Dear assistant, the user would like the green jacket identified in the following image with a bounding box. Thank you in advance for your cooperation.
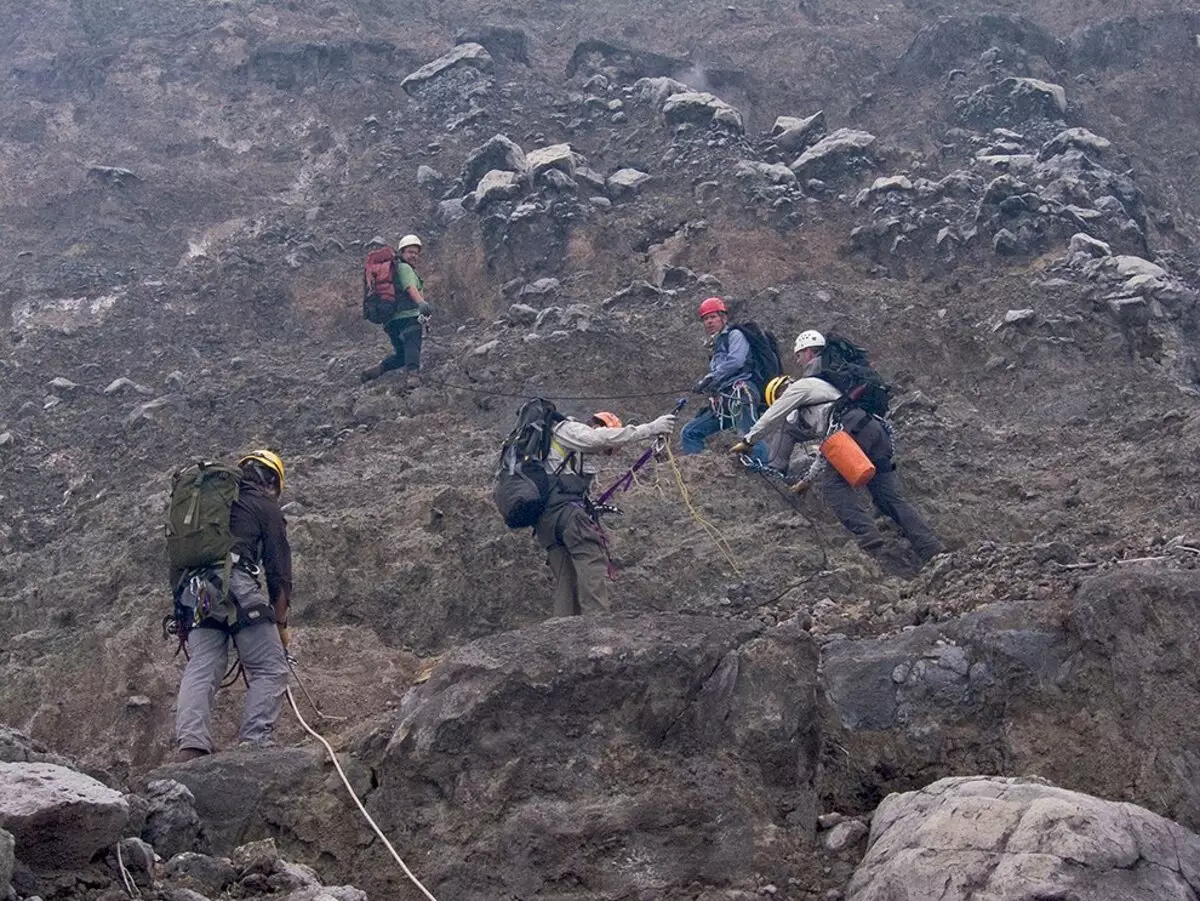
[389,262,424,322]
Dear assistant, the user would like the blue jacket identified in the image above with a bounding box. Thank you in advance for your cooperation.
[707,327,755,390]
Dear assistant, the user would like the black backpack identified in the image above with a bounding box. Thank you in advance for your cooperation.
[819,333,891,418]
[730,321,783,393]
[493,398,568,529]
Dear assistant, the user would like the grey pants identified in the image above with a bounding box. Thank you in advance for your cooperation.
[535,503,610,617]
[822,464,943,562]
[174,569,289,753]
[766,422,809,474]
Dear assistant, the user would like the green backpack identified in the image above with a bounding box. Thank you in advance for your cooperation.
[166,461,241,589]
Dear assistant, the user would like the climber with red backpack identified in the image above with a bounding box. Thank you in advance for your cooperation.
[680,296,778,461]
[732,329,944,565]
[360,234,433,390]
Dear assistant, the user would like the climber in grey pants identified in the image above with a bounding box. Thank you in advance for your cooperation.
[175,568,290,753]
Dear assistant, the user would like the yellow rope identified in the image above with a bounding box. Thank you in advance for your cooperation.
[662,444,742,574]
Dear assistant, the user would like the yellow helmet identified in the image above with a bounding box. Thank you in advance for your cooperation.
[238,449,286,491]
[764,376,792,407]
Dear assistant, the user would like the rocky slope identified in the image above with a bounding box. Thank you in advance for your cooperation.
[3,1,1200,898]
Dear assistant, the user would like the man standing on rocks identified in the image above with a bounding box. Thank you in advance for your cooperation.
[733,330,944,565]
[360,234,432,390]
[537,410,678,616]
[175,450,293,760]
[681,297,766,460]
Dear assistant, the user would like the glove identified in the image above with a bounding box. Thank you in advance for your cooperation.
[416,301,432,316]
[276,623,291,649]
[791,480,811,496]
[647,414,677,436]
[730,440,751,455]
[692,376,713,395]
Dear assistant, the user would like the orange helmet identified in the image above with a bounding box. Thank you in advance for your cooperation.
[591,411,623,429]
[698,296,728,318]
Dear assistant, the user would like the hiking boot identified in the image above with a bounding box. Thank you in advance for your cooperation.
[359,363,385,383]
[177,747,210,762]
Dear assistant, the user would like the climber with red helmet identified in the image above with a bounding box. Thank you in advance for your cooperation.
[680,296,767,460]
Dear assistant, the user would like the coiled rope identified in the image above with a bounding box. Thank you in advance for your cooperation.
[285,686,440,901]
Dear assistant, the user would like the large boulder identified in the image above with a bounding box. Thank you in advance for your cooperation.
[400,43,494,95]
[789,128,876,179]
[662,91,744,133]
[771,111,826,153]
[0,762,129,869]
[847,775,1200,900]
[360,614,821,899]
[460,134,527,190]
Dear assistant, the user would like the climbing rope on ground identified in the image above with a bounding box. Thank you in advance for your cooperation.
[286,654,347,722]
[662,443,743,574]
[285,685,440,901]
[115,839,142,899]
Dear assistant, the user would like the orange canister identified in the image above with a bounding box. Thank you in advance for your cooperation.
[820,430,876,487]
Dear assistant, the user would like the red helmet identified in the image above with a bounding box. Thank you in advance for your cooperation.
[591,411,623,429]
[698,297,728,318]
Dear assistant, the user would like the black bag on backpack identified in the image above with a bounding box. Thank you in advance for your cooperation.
[493,398,567,529]
[819,333,891,418]
[730,321,783,393]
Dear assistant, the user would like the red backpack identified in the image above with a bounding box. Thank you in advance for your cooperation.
[362,246,397,323]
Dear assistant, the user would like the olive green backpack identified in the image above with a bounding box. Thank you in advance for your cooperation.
[166,461,241,589]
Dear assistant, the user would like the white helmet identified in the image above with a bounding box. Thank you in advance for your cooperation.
[794,329,826,354]
[397,234,423,251]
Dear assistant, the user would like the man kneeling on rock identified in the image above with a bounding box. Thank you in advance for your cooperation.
[537,410,677,617]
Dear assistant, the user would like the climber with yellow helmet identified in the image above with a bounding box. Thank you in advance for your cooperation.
[174,448,294,760]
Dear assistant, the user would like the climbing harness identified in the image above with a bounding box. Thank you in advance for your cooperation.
[285,686,439,901]
[715,380,759,430]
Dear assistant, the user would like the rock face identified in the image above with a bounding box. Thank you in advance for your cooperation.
[361,614,821,899]
[790,128,877,178]
[0,762,129,869]
[847,776,1200,900]
[662,90,745,132]
[400,42,494,94]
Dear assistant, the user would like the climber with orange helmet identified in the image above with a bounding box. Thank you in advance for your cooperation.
[534,409,678,616]
[681,296,767,460]
[174,449,294,761]
[360,233,434,390]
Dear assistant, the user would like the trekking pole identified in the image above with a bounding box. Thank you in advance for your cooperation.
[285,653,347,722]
[596,398,687,505]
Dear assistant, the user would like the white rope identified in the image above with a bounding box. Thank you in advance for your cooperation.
[115,840,142,898]
[285,686,440,901]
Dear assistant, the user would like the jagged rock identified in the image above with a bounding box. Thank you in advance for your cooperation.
[454,24,530,65]
[47,376,79,393]
[519,278,560,297]
[790,128,876,179]
[232,837,279,876]
[0,727,71,767]
[846,776,1200,901]
[507,304,538,325]
[1107,296,1150,325]
[0,827,13,897]
[0,762,129,869]
[164,851,237,895]
[1111,255,1168,281]
[473,339,499,356]
[1069,232,1111,257]
[662,91,744,133]
[771,111,826,152]
[401,43,493,95]
[540,168,577,192]
[525,143,578,179]
[606,167,651,195]
[87,165,139,186]
[103,377,152,396]
[270,859,322,892]
[1040,127,1112,161]
[631,76,690,106]
[416,165,444,192]
[109,837,155,889]
[574,167,608,193]
[460,134,527,188]
[962,77,1068,125]
[734,160,797,186]
[281,887,367,901]
[474,169,522,207]
[126,393,185,427]
[0,432,12,448]
[854,175,914,205]
[144,779,204,859]
[437,198,467,224]
[165,370,186,389]
[993,227,1022,254]
[363,614,820,899]
[995,308,1036,329]
[824,819,869,852]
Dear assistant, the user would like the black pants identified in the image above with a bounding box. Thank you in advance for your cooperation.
[821,417,942,562]
[381,317,423,372]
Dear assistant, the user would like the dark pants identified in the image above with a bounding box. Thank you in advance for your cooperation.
[381,317,423,372]
[821,417,943,562]
[681,386,767,461]
[534,502,609,617]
